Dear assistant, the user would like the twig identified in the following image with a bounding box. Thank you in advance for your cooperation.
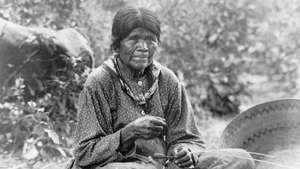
[2,49,40,93]
[247,151,276,159]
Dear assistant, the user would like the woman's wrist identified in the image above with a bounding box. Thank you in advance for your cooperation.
[120,126,136,150]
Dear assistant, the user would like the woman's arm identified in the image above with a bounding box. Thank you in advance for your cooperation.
[74,85,131,168]
[165,77,206,156]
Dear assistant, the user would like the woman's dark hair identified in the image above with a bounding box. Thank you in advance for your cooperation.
[111,7,161,52]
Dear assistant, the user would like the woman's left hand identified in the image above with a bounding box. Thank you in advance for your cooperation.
[173,146,196,168]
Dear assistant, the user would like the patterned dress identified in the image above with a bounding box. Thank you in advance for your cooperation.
[70,57,254,169]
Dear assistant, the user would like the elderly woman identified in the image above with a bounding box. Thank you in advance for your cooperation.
[70,7,255,169]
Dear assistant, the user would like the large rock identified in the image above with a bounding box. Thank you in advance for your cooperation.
[0,18,94,95]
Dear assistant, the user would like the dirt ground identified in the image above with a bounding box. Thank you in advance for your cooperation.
[0,155,70,169]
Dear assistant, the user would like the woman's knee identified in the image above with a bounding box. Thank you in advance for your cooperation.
[223,148,255,169]
[195,148,255,169]
[100,162,157,169]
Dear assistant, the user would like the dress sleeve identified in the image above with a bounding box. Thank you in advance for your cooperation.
[73,85,133,168]
[165,80,206,156]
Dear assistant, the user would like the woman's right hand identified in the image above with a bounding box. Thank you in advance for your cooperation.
[122,115,167,141]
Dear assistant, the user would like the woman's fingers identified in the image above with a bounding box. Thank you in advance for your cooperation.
[150,117,167,126]
[175,151,189,162]
[174,148,195,168]
[133,116,167,139]
[150,125,164,132]
[178,159,193,168]
[175,149,187,159]
[137,125,164,139]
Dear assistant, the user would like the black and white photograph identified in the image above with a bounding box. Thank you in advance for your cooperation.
[0,0,300,169]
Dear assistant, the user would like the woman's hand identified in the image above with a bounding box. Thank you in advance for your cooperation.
[173,146,196,168]
[119,115,166,154]
[125,115,167,139]
[120,115,166,146]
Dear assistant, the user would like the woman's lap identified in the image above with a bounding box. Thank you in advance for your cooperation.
[94,148,254,169]
[99,161,157,169]
[195,148,255,169]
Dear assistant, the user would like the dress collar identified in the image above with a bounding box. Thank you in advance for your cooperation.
[104,55,161,82]
[104,55,161,106]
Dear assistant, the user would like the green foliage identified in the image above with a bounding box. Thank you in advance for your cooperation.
[0,0,79,28]
[0,51,88,160]
[156,0,252,115]
[0,77,72,159]
[0,50,88,161]
[0,0,89,161]
[245,0,300,93]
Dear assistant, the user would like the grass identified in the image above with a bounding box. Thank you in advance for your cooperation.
[0,155,69,169]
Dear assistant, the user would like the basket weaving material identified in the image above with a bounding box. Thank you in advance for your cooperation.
[220,99,300,168]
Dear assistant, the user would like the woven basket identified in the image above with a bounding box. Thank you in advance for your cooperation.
[220,99,300,168]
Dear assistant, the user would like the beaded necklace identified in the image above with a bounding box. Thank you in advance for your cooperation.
[112,56,159,107]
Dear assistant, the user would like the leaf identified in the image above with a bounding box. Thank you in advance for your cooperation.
[45,129,60,144]
[23,145,39,160]
[208,33,219,43]
[22,139,39,160]
[32,124,44,136]
[56,147,67,157]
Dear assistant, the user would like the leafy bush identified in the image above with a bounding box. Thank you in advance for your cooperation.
[0,0,91,159]
[0,46,90,161]
[156,0,252,115]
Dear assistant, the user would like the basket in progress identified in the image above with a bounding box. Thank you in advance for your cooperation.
[220,99,300,169]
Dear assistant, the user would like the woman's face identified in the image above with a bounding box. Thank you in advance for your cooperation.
[118,27,159,71]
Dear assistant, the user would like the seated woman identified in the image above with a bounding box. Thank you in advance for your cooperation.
[70,7,255,169]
